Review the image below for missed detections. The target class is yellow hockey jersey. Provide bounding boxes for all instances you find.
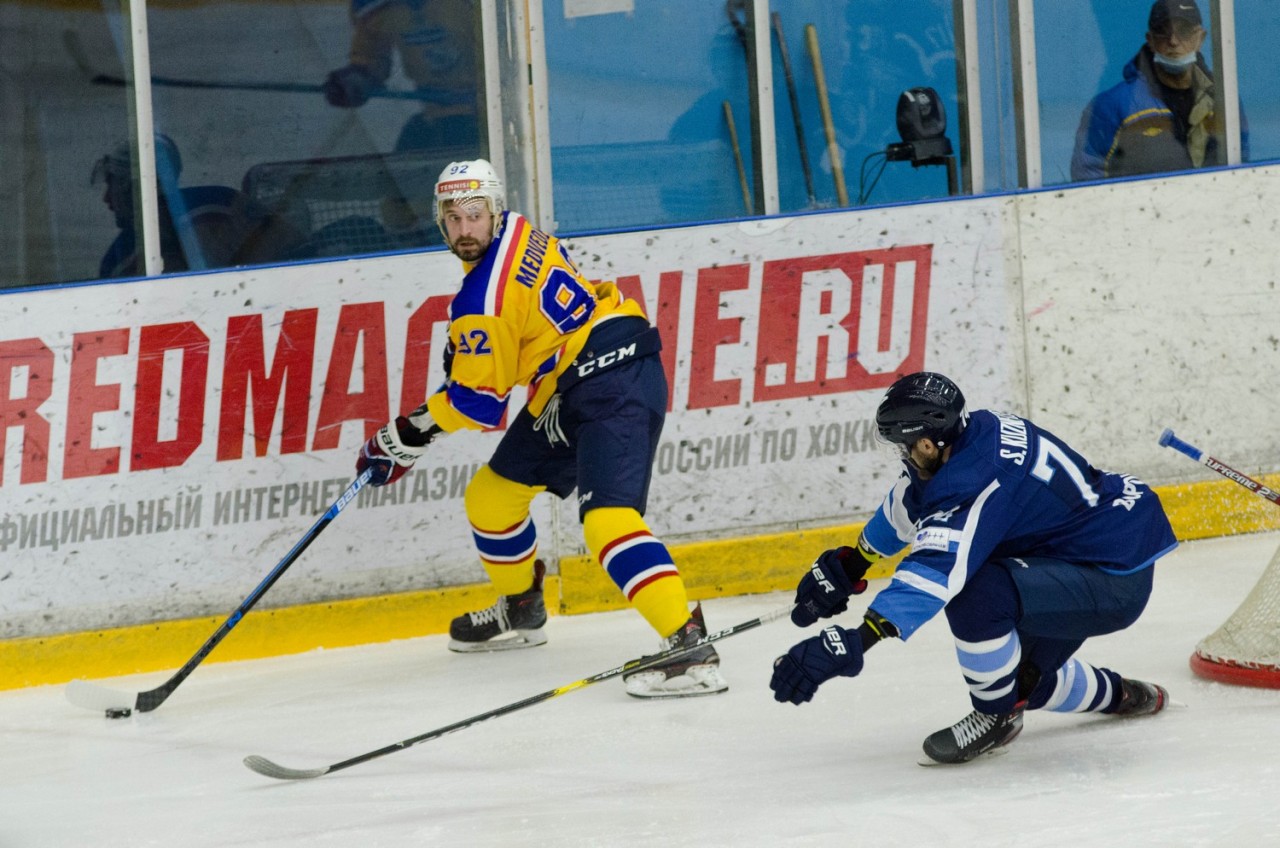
[426,211,646,432]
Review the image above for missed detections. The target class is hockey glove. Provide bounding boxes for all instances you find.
[323,64,380,108]
[441,338,456,378]
[790,544,873,627]
[770,625,864,705]
[356,405,441,486]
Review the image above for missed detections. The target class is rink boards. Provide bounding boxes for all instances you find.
[2,164,1279,687]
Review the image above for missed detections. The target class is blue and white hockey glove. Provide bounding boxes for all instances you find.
[770,625,864,705]
[790,545,872,627]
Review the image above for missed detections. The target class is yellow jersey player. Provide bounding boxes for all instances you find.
[356,159,727,698]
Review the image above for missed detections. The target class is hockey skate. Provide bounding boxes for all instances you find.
[448,561,548,652]
[920,706,1025,765]
[623,603,728,699]
[1113,678,1169,717]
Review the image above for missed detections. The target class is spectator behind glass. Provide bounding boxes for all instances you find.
[94,135,307,279]
[1070,0,1248,181]
[322,0,482,153]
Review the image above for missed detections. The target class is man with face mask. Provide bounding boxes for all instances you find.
[1070,0,1248,181]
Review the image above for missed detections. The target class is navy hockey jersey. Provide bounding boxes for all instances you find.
[861,410,1177,640]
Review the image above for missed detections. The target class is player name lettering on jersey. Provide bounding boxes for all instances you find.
[515,228,551,289]
[995,411,1029,465]
[1112,474,1146,511]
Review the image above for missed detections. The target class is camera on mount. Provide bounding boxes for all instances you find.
[886,87,953,166]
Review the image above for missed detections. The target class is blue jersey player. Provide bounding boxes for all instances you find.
[355,160,726,699]
[769,372,1178,764]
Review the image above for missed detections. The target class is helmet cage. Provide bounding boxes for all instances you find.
[434,160,506,240]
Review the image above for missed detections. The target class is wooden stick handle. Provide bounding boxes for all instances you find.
[723,100,753,214]
[804,23,848,206]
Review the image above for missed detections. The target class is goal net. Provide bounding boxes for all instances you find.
[1190,540,1280,687]
[242,147,476,258]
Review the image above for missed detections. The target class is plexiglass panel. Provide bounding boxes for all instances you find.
[543,1,753,232]
[1041,0,1240,186]
[0,3,137,288]
[5,0,1277,290]
[543,0,963,235]
[142,0,486,269]
[768,0,961,212]
[1,0,488,289]
[1236,0,1280,164]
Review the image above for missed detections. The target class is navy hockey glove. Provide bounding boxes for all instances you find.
[356,405,440,486]
[770,625,864,705]
[323,64,380,108]
[790,545,871,627]
[441,338,456,378]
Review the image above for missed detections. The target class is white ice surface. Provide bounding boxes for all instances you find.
[5,532,1280,847]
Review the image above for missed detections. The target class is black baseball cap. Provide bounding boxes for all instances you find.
[1149,0,1203,30]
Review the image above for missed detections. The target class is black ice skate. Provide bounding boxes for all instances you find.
[921,706,1025,765]
[623,603,728,699]
[1113,678,1169,717]
[448,561,548,652]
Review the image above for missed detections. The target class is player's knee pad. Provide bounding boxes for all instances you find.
[465,465,543,529]
[582,506,646,556]
[944,561,1020,641]
[466,465,545,594]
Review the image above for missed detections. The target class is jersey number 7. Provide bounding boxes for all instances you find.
[1031,437,1100,507]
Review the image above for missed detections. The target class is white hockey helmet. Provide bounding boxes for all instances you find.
[434,159,505,237]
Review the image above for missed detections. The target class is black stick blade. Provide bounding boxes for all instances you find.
[243,755,331,781]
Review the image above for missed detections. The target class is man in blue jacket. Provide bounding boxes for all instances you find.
[1071,0,1246,181]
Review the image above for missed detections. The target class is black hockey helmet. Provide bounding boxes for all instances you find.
[875,372,968,453]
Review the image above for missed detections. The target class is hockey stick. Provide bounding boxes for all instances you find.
[771,13,816,205]
[1159,429,1280,506]
[804,23,849,206]
[244,603,795,780]
[723,100,753,214]
[725,0,763,214]
[91,71,470,105]
[65,468,374,716]
[62,31,466,105]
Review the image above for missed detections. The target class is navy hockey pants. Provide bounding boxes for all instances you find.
[488,318,666,521]
[943,556,1154,711]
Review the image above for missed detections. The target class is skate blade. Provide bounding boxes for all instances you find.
[624,665,729,700]
[917,747,1010,767]
[447,628,548,653]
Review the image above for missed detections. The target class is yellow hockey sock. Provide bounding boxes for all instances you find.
[583,507,690,637]
[464,465,546,595]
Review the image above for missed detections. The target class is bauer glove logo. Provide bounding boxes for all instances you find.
[812,562,837,595]
[822,626,847,656]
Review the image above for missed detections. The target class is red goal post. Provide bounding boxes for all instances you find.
[1189,541,1280,688]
